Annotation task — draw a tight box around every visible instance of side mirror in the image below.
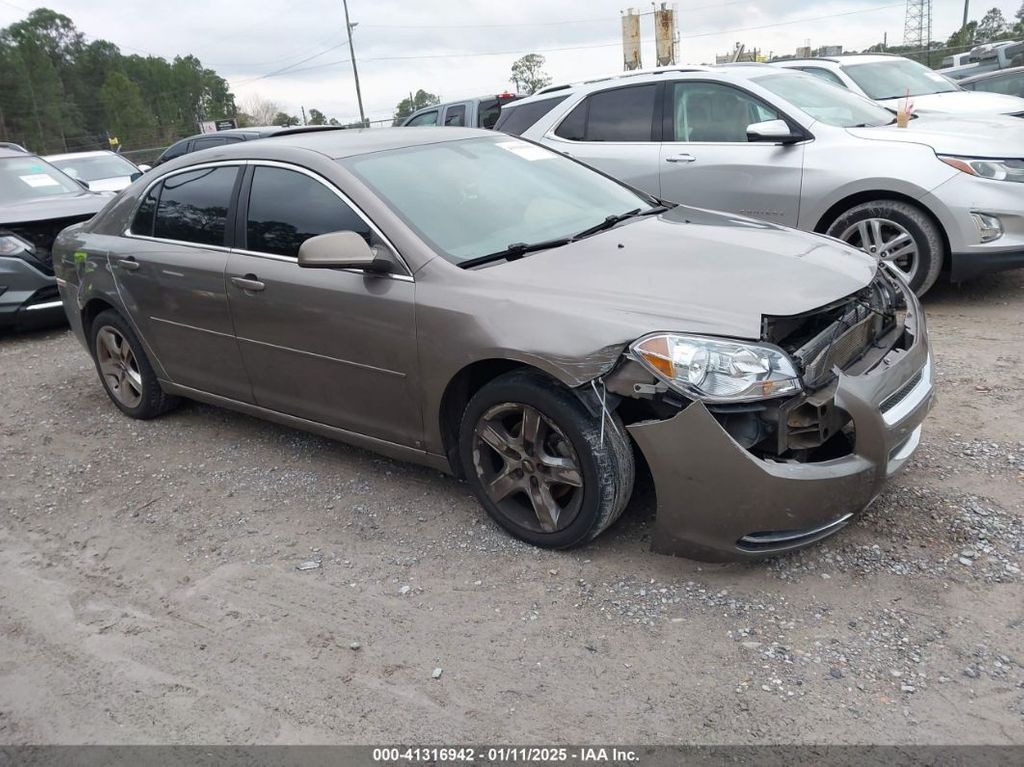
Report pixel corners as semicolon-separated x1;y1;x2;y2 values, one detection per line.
746;119;804;144
137;164;152;172
298;230;393;273
76;178;91;190
130;171;143;182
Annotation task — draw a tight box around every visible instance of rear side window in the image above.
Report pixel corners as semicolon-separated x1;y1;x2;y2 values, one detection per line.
555;85;658;142
406;110;438;127
132;183;160;235
192;136;231;150
245;166;371;258
153;166;238;246
493;95;568;135
444;105;467;126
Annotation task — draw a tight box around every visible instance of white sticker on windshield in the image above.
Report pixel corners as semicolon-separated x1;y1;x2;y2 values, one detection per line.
496;140;555;160
19;173;60;188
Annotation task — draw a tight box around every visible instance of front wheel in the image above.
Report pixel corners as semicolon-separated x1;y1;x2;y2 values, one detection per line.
825;200;944;296
458;371;634;549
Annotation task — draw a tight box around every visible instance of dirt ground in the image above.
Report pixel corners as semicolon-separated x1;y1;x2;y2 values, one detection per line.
0;271;1022;746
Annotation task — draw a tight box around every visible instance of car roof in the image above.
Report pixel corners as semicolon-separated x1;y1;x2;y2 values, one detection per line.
778;54;900;65
0;146;35;159
194;126;491;160
960;65;1024;84
45;150;119;161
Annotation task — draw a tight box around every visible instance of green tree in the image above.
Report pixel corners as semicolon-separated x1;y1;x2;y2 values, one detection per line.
1016;1;1024;33
946;21;978;49
272;111;299;127
976;7;1008;42
510;53;552;95
392;89;439;124
99;70;155;144
307;108;327;125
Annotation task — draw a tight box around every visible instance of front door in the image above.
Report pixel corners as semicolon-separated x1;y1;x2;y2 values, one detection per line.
226;164;422;447
659;81;805;227
114;164;252;401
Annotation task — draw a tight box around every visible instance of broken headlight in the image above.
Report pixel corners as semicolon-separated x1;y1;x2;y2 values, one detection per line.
630;333;802;403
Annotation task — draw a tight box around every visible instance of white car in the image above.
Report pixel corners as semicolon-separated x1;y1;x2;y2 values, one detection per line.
774;54;1024;116
45;150;149;193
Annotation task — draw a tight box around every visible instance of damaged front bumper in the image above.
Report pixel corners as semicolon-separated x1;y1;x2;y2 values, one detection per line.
626;282;934;562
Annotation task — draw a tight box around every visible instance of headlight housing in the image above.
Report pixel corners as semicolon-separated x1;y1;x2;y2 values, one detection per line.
630;333;802;403
0;231;34;257
939;155;1024;183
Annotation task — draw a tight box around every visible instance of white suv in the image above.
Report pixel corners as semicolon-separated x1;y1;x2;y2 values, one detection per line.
774;54;1024;115
508;64;1024;295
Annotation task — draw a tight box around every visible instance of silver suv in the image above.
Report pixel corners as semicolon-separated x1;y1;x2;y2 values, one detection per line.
512;65;1024;295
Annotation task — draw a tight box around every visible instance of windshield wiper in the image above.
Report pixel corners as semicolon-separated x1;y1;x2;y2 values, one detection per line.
572;205;670;240
458;236;572;269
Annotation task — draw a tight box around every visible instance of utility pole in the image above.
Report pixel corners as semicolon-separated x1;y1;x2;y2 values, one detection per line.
962;0;969;32
301;106;308;126
342;0;366;127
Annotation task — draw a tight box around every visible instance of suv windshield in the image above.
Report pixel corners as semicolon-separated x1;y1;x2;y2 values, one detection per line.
344;136;652;264
0;156;83;204
50;153;137;182
843;59;959;99
754;73;895;127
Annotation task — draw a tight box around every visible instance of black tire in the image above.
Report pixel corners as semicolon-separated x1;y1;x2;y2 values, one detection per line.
825;199;945;296
89;309;179;419
458;370;634;549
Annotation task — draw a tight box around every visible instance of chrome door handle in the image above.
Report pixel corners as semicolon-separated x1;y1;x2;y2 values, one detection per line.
117;257;140;271
665;153;696;164
231;275;265;292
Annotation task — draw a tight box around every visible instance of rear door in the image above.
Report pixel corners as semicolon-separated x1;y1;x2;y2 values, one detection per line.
116;164;252;401
659;81;804;227
442;102;470;126
541;83;663;196
225;163;421;446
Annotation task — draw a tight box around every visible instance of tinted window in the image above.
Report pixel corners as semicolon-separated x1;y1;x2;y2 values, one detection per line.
970;72;1024;96
406;110;438;127
245;166;371;258
800;67;847;88
495;95;569;135
557;85;658;142
553;100;587;140
159;139;190;163
153;166;238;246
671;82;779;142
192;136;230;150
444;105;467;126
132;182;160;236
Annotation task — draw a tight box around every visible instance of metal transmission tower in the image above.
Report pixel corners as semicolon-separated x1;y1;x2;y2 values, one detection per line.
903;0;932;53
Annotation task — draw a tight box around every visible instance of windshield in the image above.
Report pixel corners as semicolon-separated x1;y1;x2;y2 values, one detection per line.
0;156;83;204
754;72;895;127
343;136;652;263
49;153;137;182
843;59;960;99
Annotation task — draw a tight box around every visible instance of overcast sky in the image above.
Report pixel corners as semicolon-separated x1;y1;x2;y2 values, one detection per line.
1;0;1020;123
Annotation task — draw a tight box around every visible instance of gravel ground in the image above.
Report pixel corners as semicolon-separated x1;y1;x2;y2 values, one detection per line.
0;271;1022;745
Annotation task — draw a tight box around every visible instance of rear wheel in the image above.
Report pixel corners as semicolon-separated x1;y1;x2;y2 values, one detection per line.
458;370;634;549
826;199;944;296
90;309;178;419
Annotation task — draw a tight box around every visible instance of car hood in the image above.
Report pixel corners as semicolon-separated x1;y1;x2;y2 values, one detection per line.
84;176;132;193
845;112;1024;157
877;90;1024;114
0;192;108;227
467;206;877;341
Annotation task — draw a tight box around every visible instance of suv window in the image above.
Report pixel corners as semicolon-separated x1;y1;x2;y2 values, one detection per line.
493;95;569;135
406;110;439;127
670;82;779;142
555;85;658;142
970;71;1024;96
158;139;191;163
444;105;467;126
152;166;239;246
245;165;372;258
799;67;847;88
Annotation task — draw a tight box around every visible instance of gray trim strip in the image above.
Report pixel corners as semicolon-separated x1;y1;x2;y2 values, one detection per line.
150;316;235;339
236;335;406;378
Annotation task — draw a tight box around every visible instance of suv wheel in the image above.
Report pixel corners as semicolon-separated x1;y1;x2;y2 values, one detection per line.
90;309;179;419
826;200;944;296
459;371;635;549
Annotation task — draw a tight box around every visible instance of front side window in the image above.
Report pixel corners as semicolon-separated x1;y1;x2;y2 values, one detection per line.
444;105;467;126
152;166;238;246
406;110;438;127
0;156;84;204
671;82;779;142
555;84;658;142
344;136;653;264
842;59;959;99
245;166;371;258
159;140;190;163
754;72;894;127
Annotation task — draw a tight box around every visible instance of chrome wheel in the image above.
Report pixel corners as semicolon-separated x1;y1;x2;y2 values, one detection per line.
471;402;584;534
838;217;920;284
95;325;143;408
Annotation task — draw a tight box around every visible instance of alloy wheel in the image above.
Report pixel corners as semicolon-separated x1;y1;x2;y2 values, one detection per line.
838;217;920;284
471;402;585;534
95;325;144;408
